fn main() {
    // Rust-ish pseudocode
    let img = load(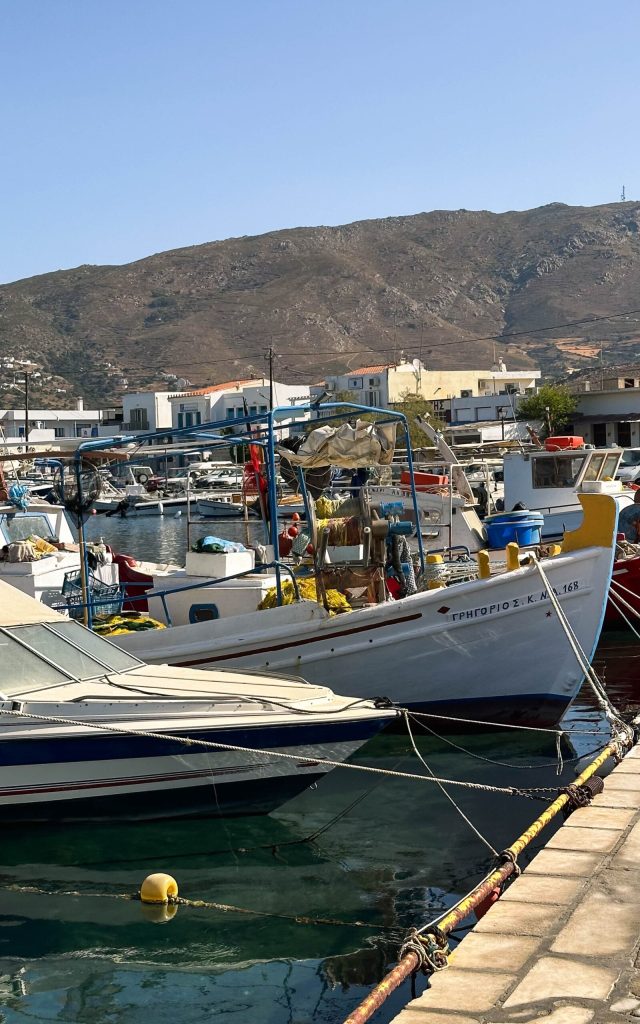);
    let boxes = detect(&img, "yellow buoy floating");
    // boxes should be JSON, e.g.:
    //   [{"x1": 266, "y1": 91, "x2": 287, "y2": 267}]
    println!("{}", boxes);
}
[{"x1": 140, "y1": 872, "x2": 179, "y2": 904}]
